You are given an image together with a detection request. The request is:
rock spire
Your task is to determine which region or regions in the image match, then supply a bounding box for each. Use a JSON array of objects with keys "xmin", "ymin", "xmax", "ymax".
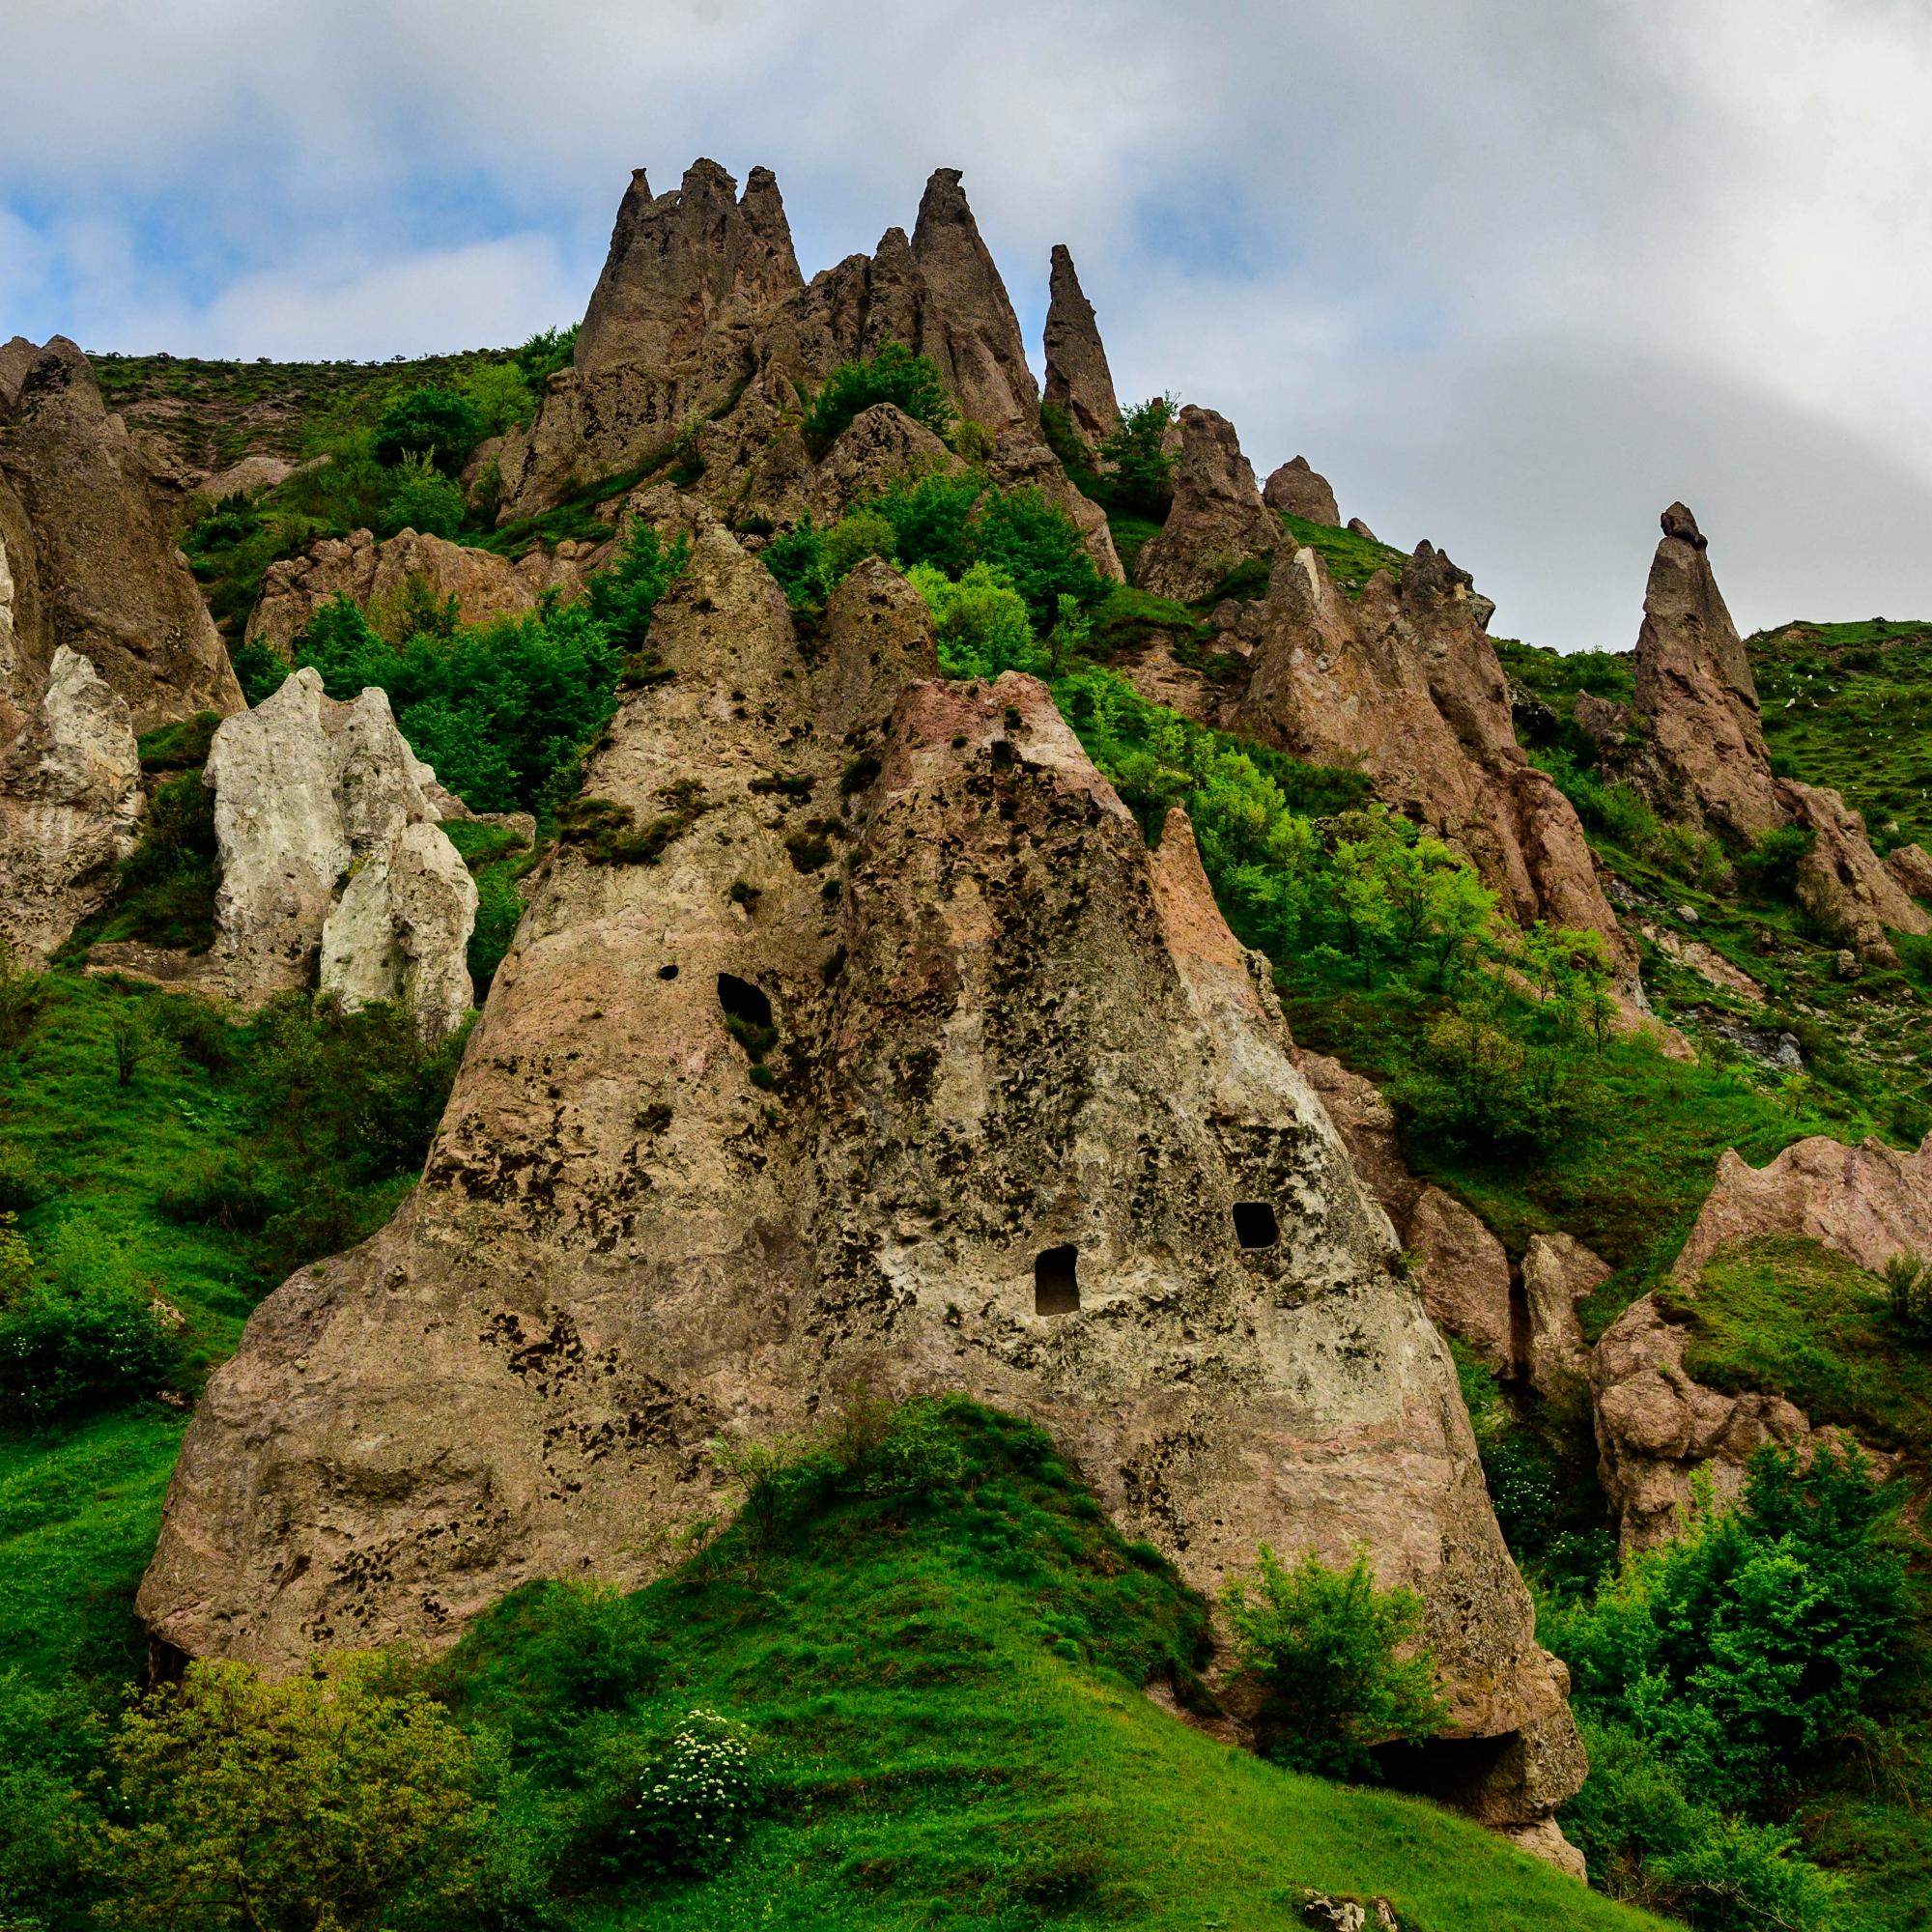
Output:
[
  {"xmin": 1263, "ymin": 455, "xmax": 1341, "ymax": 526},
  {"xmin": 1042, "ymin": 243, "xmax": 1120, "ymax": 448},
  {"xmin": 1134, "ymin": 405, "xmax": 1278, "ymax": 601}
]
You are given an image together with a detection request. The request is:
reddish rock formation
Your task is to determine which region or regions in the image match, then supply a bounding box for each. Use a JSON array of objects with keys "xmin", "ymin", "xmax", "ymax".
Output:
[
  {"xmin": 0, "ymin": 338, "xmax": 242, "ymax": 955},
  {"xmin": 1671, "ymin": 1130, "xmax": 1932, "ymax": 1286},
  {"xmin": 1263, "ymin": 455, "xmax": 1340, "ymax": 526},
  {"xmin": 1521, "ymin": 1234, "xmax": 1610, "ymax": 1402},
  {"xmin": 1776, "ymin": 778, "xmax": 1929, "ymax": 963},
  {"xmin": 1884, "ymin": 841, "xmax": 1932, "ymax": 902},
  {"xmin": 1407, "ymin": 1185, "xmax": 1514, "ymax": 1374},
  {"xmin": 1043, "ymin": 243, "xmax": 1121, "ymax": 449},
  {"xmin": 1134, "ymin": 406, "xmax": 1278, "ymax": 602},
  {"xmin": 1234, "ymin": 542, "xmax": 1637, "ymax": 988},
  {"xmin": 245, "ymin": 526, "xmax": 600, "ymax": 660},
  {"xmin": 141, "ymin": 540, "xmax": 1582, "ymax": 1841}
]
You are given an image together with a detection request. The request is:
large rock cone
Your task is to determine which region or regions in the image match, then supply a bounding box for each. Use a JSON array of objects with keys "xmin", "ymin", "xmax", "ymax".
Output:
[
  {"xmin": 0, "ymin": 337, "xmax": 242, "ymax": 955},
  {"xmin": 141, "ymin": 538, "xmax": 1580, "ymax": 1834},
  {"xmin": 1043, "ymin": 243, "xmax": 1121, "ymax": 449},
  {"xmin": 1134, "ymin": 405, "xmax": 1279, "ymax": 602},
  {"xmin": 1235, "ymin": 541, "xmax": 1636, "ymax": 986}
]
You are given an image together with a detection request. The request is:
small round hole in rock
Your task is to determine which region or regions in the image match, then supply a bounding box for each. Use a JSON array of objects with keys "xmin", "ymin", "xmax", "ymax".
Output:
[
  {"xmin": 716, "ymin": 973, "xmax": 771, "ymax": 1031},
  {"xmin": 1035, "ymin": 1244, "xmax": 1079, "ymax": 1315},
  {"xmin": 1233, "ymin": 1201, "xmax": 1278, "ymax": 1250},
  {"xmin": 658, "ymin": 963, "xmax": 679, "ymax": 980}
]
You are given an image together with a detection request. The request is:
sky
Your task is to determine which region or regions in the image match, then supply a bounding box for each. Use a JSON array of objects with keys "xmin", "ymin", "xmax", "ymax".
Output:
[{"xmin": 3, "ymin": 0, "xmax": 1930, "ymax": 653}]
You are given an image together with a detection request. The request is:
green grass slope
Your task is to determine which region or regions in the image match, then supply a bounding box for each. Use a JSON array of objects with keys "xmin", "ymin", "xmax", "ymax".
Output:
[{"xmin": 440, "ymin": 1404, "xmax": 1671, "ymax": 1931}]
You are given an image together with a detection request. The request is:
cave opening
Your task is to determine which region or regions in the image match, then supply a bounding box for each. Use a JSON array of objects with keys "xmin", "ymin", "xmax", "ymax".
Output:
[
  {"xmin": 1233, "ymin": 1201, "xmax": 1279, "ymax": 1249},
  {"xmin": 1035, "ymin": 1244, "xmax": 1080, "ymax": 1316}
]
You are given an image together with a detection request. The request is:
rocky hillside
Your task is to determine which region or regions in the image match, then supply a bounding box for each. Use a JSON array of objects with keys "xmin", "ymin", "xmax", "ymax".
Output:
[{"xmin": 4, "ymin": 156, "xmax": 1932, "ymax": 1932}]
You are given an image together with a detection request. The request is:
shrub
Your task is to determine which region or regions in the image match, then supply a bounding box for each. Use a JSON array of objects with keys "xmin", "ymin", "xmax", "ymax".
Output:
[
  {"xmin": 514, "ymin": 324, "xmax": 579, "ymax": 384},
  {"xmin": 1219, "ymin": 1545, "xmax": 1447, "ymax": 1779},
  {"xmin": 95, "ymin": 1656, "xmax": 498, "ymax": 1931},
  {"xmin": 461, "ymin": 359, "xmax": 537, "ymax": 435},
  {"xmin": 1095, "ymin": 394, "xmax": 1179, "ymax": 522},
  {"xmin": 1735, "ymin": 824, "xmax": 1818, "ymax": 902},
  {"xmin": 103, "ymin": 767, "xmax": 220, "ymax": 952},
  {"xmin": 0, "ymin": 938, "xmax": 47, "ymax": 1053},
  {"xmin": 0, "ymin": 1140, "xmax": 49, "ymax": 1213},
  {"xmin": 1881, "ymin": 1250, "xmax": 1932, "ymax": 1340},
  {"xmin": 907, "ymin": 561, "xmax": 1043, "ymax": 680},
  {"xmin": 799, "ymin": 342, "xmax": 954, "ymax": 460},
  {"xmin": 156, "ymin": 1152, "xmax": 282, "ymax": 1233},
  {"xmin": 0, "ymin": 1220, "xmax": 179, "ymax": 1422},
  {"xmin": 381, "ymin": 452, "xmax": 467, "ymax": 540},
  {"xmin": 585, "ymin": 519, "xmax": 689, "ymax": 651},
  {"xmin": 603, "ymin": 1707, "xmax": 762, "ymax": 1876},
  {"xmin": 372, "ymin": 384, "xmax": 485, "ymax": 473}
]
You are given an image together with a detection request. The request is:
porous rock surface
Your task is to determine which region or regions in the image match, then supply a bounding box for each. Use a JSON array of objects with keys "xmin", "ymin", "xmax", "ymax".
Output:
[
  {"xmin": 1263, "ymin": 456, "xmax": 1341, "ymax": 526},
  {"xmin": 1232, "ymin": 541, "xmax": 1638, "ymax": 989},
  {"xmin": 1042, "ymin": 243, "xmax": 1121, "ymax": 449},
  {"xmin": 246, "ymin": 526, "xmax": 599, "ymax": 660},
  {"xmin": 1521, "ymin": 1233, "xmax": 1609, "ymax": 1403},
  {"xmin": 0, "ymin": 337, "xmax": 241, "ymax": 955},
  {"xmin": 200, "ymin": 668, "xmax": 475, "ymax": 1037},
  {"xmin": 141, "ymin": 539, "xmax": 1582, "ymax": 1838},
  {"xmin": 1134, "ymin": 406, "xmax": 1279, "ymax": 602}
]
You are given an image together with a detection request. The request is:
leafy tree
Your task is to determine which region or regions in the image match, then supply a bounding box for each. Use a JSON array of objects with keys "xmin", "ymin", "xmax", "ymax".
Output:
[
  {"xmin": 372, "ymin": 385, "xmax": 485, "ymax": 474},
  {"xmin": 95, "ymin": 1656, "xmax": 497, "ymax": 1932},
  {"xmin": 799, "ymin": 342, "xmax": 955, "ymax": 460},
  {"xmin": 461, "ymin": 359, "xmax": 537, "ymax": 435},
  {"xmin": 1221, "ymin": 1545, "xmax": 1448, "ymax": 1779},
  {"xmin": 1095, "ymin": 394, "xmax": 1180, "ymax": 522},
  {"xmin": 514, "ymin": 323, "xmax": 579, "ymax": 384},
  {"xmin": 380, "ymin": 452, "xmax": 466, "ymax": 540},
  {"xmin": 906, "ymin": 562, "xmax": 1042, "ymax": 680}
]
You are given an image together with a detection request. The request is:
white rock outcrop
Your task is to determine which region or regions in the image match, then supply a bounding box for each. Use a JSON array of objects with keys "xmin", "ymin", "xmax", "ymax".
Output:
[
  {"xmin": 203, "ymin": 668, "xmax": 475, "ymax": 1037},
  {"xmin": 0, "ymin": 640, "xmax": 144, "ymax": 957}
]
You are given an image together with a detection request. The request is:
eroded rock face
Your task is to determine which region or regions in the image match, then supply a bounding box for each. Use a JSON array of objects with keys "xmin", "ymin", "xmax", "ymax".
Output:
[
  {"xmin": 0, "ymin": 338, "xmax": 242, "ymax": 955},
  {"xmin": 1884, "ymin": 841, "xmax": 1932, "ymax": 902},
  {"xmin": 1776, "ymin": 778, "xmax": 1930, "ymax": 964},
  {"xmin": 246, "ymin": 526, "xmax": 599, "ymax": 661},
  {"xmin": 576, "ymin": 159, "xmax": 804, "ymax": 382},
  {"xmin": 141, "ymin": 541, "xmax": 1580, "ymax": 1834},
  {"xmin": 1234, "ymin": 543, "xmax": 1637, "ymax": 989},
  {"xmin": 1591, "ymin": 1292, "xmax": 1814, "ymax": 1548},
  {"xmin": 810, "ymin": 402, "xmax": 961, "ymax": 521},
  {"xmin": 1263, "ymin": 456, "xmax": 1340, "ymax": 526},
  {"xmin": 1134, "ymin": 406, "xmax": 1278, "ymax": 602},
  {"xmin": 1042, "ymin": 243, "xmax": 1120, "ymax": 449},
  {"xmin": 1521, "ymin": 1234, "xmax": 1609, "ymax": 1402},
  {"xmin": 1407, "ymin": 1185, "xmax": 1514, "ymax": 1374},
  {"xmin": 1671, "ymin": 1131, "xmax": 1932, "ymax": 1286},
  {"xmin": 201, "ymin": 668, "xmax": 474, "ymax": 1036},
  {"xmin": 0, "ymin": 644, "xmax": 144, "ymax": 957}
]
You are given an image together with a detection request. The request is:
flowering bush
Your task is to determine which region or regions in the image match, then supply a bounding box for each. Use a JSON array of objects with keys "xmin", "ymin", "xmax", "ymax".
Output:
[{"xmin": 612, "ymin": 1708, "xmax": 761, "ymax": 1876}]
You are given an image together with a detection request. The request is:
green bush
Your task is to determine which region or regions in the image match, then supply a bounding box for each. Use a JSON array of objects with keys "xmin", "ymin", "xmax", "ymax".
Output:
[
  {"xmin": 460, "ymin": 359, "xmax": 537, "ymax": 435},
  {"xmin": 1219, "ymin": 1545, "xmax": 1447, "ymax": 1779},
  {"xmin": 799, "ymin": 342, "xmax": 954, "ymax": 460},
  {"xmin": 1881, "ymin": 1250, "xmax": 1932, "ymax": 1340},
  {"xmin": 907, "ymin": 561, "xmax": 1043, "ymax": 680},
  {"xmin": 156, "ymin": 1152, "xmax": 282, "ymax": 1233},
  {"xmin": 380, "ymin": 452, "xmax": 466, "ymax": 539},
  {"xmin": 0, "ymin": 1139, "xmax": 49, "ymax": 1212},
  {"xmin": 602, "ymin": 1707, "xmax": 763, "ymax": 1876},
  {"xmin": 514, "ymin": 323, "xmax": 579, "ymax": 384},
  {"xmin": 1095, "ymin": 394, "xmax": 1179, "ymax": 523},
  {"xmin": 372, "ymin": 384, "xmax": 485, "ymax": 474},
  {"xmin": 1734, "ymin": 824, "xmax": 1818, "ymax": 902}
]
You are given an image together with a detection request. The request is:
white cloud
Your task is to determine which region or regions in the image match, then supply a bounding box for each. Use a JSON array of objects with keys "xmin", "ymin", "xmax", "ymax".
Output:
[{"xmin": 6, "ymin": 0, "xmax": 1932, "ymax": 646}]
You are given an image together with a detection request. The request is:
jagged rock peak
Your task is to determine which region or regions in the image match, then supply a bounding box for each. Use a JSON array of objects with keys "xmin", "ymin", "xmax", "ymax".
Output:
[
  {"xmin": 1632, "ymin": 501, "xmax": 1780, "ymax": 840},
  {"xmin": 909, "ymin": 167, "xmax": 1038, "ymax": 428},
  {"xmin": 1262, "ymin": 454, "xmax": 1340, "ymax": 526},
  {"xmin": 1134, "ymin": 405, "xmax": 1278, "ymax": 602},
  {"xmin": 1660, "ymin": 499, "xmax": 1707, "ymax": 549},
  {"xmin": 1043, "ymin": 242, "xmax": 1120, "ymax": 447},
  {"xmin": 575, "ymin": 157, "xmax": 805, "ymax": 379}
]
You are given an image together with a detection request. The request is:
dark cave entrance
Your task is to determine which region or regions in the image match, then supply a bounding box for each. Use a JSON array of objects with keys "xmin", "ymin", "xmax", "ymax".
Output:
[
  {"xmin": 1035, "ymin": 1244, "xmax": 1080, "ymax": 1316},
  {"xmin": 716, "ymin": 973, "xmax": 771, "ymax": 1030},
  {"xmin": 1232, "ymin": 1201, "xmax": 1279, "ymax": 1249}
]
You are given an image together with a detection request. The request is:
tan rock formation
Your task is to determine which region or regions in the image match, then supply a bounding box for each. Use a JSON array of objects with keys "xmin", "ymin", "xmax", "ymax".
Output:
[
  {"xmin": 1776, "ymin": 778, "xmax": 1930, "ymax": 963},
  {"xmin": 1407, "ymin": 1185, "xmax": 1514, "ymax": 1373},
  {"xmin": 1671, "ymin": 1130, "xmax": 1932, "ymax": 1287},
  {"xmin": 576, "ymin": 159, "xmax": 803, "ymax": 382},
  {"xmin": 200, "ymin": 668, "xmax": 474, "ymax": 1036},
  {"xmin": 1234, "ymin": 542, "xmax": 1637, "ymax": 986},
  {"xmin": 1590, "ymin": 1291, "xmax": 1814, "ymax": 1548},
  {"xmin": 907, "ymin": 168, "xmax": 1039, "ymax": 432},
  {"xmin": 1134, "ymin": 406, "xmax": 1277, "ymax": 602},
  {"xmin": 1884, "ymin": 840, "xmax": 1932, "ymax": 901},
  {"xmin": 1263, "ymin": 455, "xmax": 1340, "ymax": 526},
  {"xmin": 245, "ymin": 526, "xmax": 598, "ymax": 661},
  {"xmin": 1521, "ymin": 1234, "xmax": 1610, "ymax": 1402},
  {"xmin": 0, "ymin": 338, "xmax": 242, "ymax": 955},
  {"xmin": 809, "ymin": 402, "xmax": 961, "ymax": 521},
  {"xmin": 982, "ymin": 432, "xmax": 1125, "ymax": 582},
  {"xmin": 1042, "ymin": 243, "xmax": 1120, "ymax": 449},
  {"xmin": 1632, "ymin": 504, "xmax": 1780, "ymax": 840},
  {"xmin": 141, "ymin": 540, "xmax": 1581, "ymax": 1836},
  {"xmin": 0, "ymin": 644, "xmax": 144, "ymax": 958}
]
